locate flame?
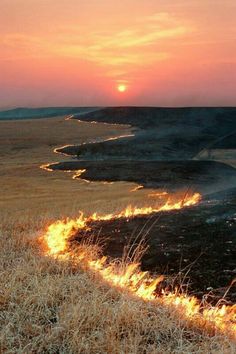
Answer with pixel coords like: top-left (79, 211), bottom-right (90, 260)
top-left (40, 163), bottom-right (55, 172)
top-left (130, 185), bottom-right (144, 192)
top-left (148, 191), bottom-right (168, 198)
top-left (40, 163), bottom-right (90, 182)
top-left (39, 191), bottom-right (236, 338)
top-left (53, 133), bottom-right (134, 157)
top-left (54, 145), bottom-right (77, 157)
top-left (72, 169), bottom-right (87, 180)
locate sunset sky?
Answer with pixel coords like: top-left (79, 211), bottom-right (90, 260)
top-left (1, 0), bottom-right (236, 108)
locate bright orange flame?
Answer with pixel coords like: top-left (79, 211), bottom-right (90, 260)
top-left (39, 192), bottom-right (236, 338)
top-left (41, 192), bottom-right (201, 256)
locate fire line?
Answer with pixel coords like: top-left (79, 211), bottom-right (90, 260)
top-left (38, 192), bottom-right (236, 339)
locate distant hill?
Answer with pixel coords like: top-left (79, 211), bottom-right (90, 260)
top-left (73, 106), bottom-right (236, 129)
top-left (0, 107), bottom-right (99, 120)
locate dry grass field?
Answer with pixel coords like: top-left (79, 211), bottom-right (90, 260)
top-left (0, 116), bottom-right (147, 220)
top-left (1, 224), bottom-right (235, 353)
top-left (0, 116), bottom-right (235, 353)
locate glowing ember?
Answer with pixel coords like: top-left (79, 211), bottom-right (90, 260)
top-left (39, 192), bottom-right (236, 338)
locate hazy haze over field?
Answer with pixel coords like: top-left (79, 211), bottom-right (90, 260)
top-left (1, 0), bottom-right (236, 108)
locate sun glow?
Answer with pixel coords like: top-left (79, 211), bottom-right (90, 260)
top-left (117, 84), bottom-right (127, 92)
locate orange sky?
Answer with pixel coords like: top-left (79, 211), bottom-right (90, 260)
top-left (1, 0), bottom-right (236, 108)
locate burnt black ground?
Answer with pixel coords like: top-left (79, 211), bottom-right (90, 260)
top-left (49, 160), bottom-right (236, 194)
top-left (59, 107), bottom-right (236, 161)
top-left (14, 106), bottom-right (235, 302)
top-left (73, 189), bottom-right (236, 303)
top-left (49, 107), bottom-right (236, 193)
top-left (46, 107), bottom-right (236, 302)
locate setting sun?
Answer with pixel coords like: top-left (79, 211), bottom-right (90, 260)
top-left (117, 84), bottom-right (127, 93)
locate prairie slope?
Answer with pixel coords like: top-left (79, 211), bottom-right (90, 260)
top-left (48, 159), bottom-right (236, 194)
top-left (0, 115), bottom-right (146, 219)
top-left (46, 107), bottom-right (236, 194)
top-left (0, 110), bottom-right (236, 352)
top-left (60, 107), bottom-right (236, 161)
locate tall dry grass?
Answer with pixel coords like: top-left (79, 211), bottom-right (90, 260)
top-left (0, 215), bottom-right (235, 354)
